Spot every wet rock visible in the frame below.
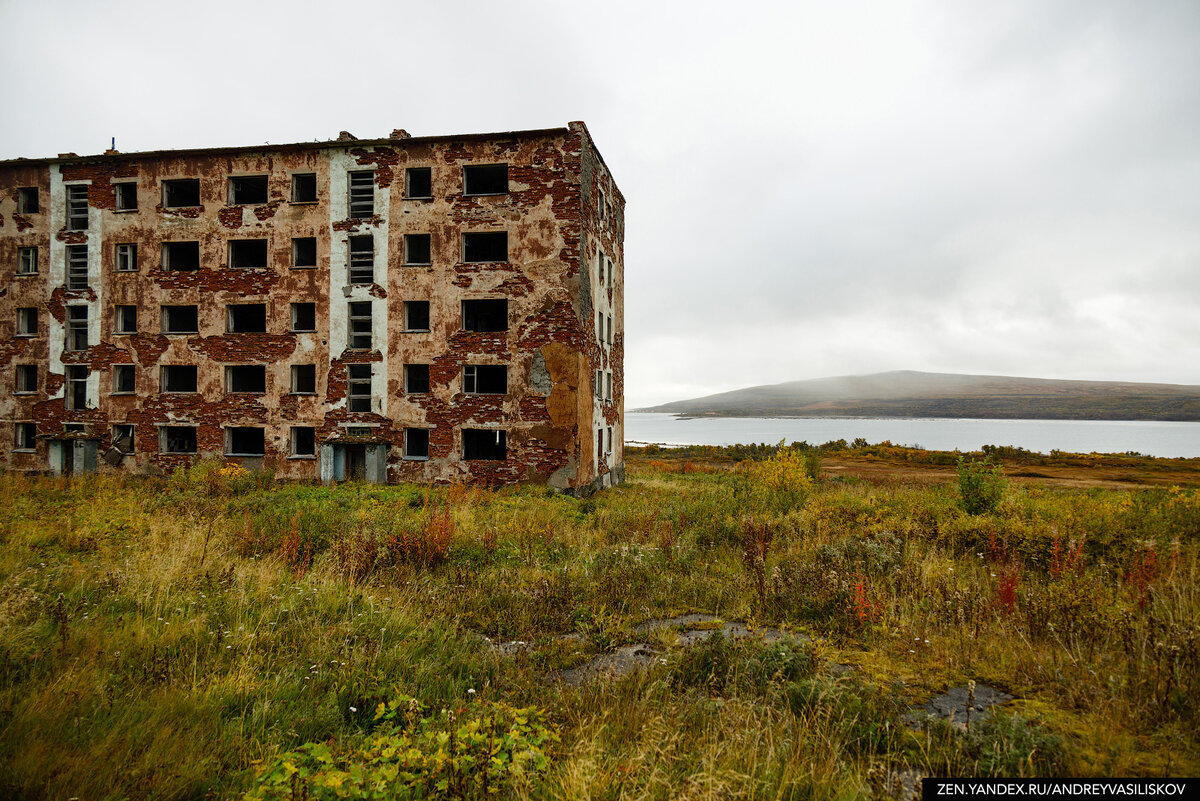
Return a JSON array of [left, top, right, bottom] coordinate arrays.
[[907, 683, 1012, 731], [550, 644, 662, 686]]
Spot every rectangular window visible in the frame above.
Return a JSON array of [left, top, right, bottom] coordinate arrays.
[[292, 237, 317, 268], [291, 426, 316, 457], [17, 187, 39, 214], [114, 182, 137, 212], [17, 247, 37, 275], [607, 314, 613, 344], [404, 233, 431, 265], [112, 424, 134, 454], [229, 175, 268, 205], [161, 305, 199, 334], [597, 312, 604, 342], [225, 365, 267, 394], [348, 235, 373, 284], [463, 429, 506, 460], [65, 365, 88, 410], [66, 185, 88, 230], [462, 299, 507, 332], [348, 301, 372, 349], [16, 308, 37, 336], [226, 427, 265, 456], [404, 428, 430, 460], [290, 302, 316, 332], [112, 364, 135, 394], [606, 371, 612, 400], [595, 369, 603, 400], [347, 364, 372, 412], [15, 365, 37, 394], [405, 167, 432, 199], [229, 239, 268, 269], [114, 305, 137, 334], [598, 188, 606, 219], [161, 365, 198, 393], [462, 231, 507, 263], [226, 303, 267, 333], [115, 243, 138, 272], [348, 170, 374, 218], [291, 173, 317, 203], [66, 244, 88, 289], [463, 164, 508, 196], [463, 364, 507, 395], [163, 179, 200, 208], [160, 426, 197, 454], [404, 364, 430, 394], [291, 364, 316, 394], [163, 241, 200, 271], [403, 301, 430, 331], [14, 422, 37, 451], [597, 428, 604, 465], [66, 306, 88, 351]]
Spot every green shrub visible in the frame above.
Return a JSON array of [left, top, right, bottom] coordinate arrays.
[[957, 457, 1007, 515]]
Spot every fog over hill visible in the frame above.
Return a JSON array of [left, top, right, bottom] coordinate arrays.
[[636, 371, 1200, 422]]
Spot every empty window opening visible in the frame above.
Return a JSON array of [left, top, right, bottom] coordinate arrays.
[[463, 364, 507, 395], [347, 364, 372, 412], [597, 428, 604, 466], [462, 231, 507, 263], [64, 423, 86, 434], [161, 426, 197, 454], [17, 247, 37, 275], [115, 243, 138, 272], [292, 237, 317, 268], [348, 235, 374, 284], [598, 188, 606, 219], [66, 244, 88, 289], [17, 187, 39, 214], [291, 426, 316, 457], [404, 428, 430, 460], [463, 164, 508, 196], [14, 423, 37, 451], [292, 173, 317, 203], [114, 182, 137, 211], [229, 175, 268, 205], [462, 299, 507, 332], [595, 369, 604, 400], [229, 239, 268, 269], [404, 364, 430, 394], [163, 179, 200, 208], [226, 304, 267, 333], [406, 167, 432, 199], [404, 234, 431, 265], [15, 365, 37, 394], [463, 429, 506, 460], [348, 170, 374, 218], [606, 372, 613, 400], [114, 305, 137, 334], [112, 424, 135, 454], [65, 365, 89, 410], [291, 364, 316, 394], [66, 306, 88, 351], [291, 302, 316, 332], [226, 365, 267, 394], [404, 301, 430, 331], [161, 305, 199, 334], [163, 241, 200, 271], [161, 365, 198, 393], [112, 364, 135, 394], [596, 312, 603, 343], [348, 302, 372, 349], [66, 185, 88, 230], [607, 315, 613, 344], [16, 308, 37, 336], [226, 427, 265, 456]]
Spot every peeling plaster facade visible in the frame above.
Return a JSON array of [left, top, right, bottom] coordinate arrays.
[[0, 123, 624, 491]]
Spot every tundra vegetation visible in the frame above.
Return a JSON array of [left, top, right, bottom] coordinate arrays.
[[0, 442, 1197, 799]]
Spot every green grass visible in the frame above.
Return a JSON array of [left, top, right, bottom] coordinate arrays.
[[0, 454, 1197, 799]]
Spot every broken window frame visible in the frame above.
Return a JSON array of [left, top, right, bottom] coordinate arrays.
[[461, 298, 508, 332], [14, 422, 37, 451], [463, 164, 508, 197], [66, 244, 88, 290], [226, 303, 267, 334], [65, 184, 89, 230], [228, 175, 269, 206], [162, 178, 201, 208], [112, 424, 135, 454], [160, 365, 198, 393], [403, 300, 430, 332], [347, 302, 372, 349], [228, 239, 269, 270], [348, 235, 374, 284], [114, 305, 137, 335], [462, 231, 508, 263], [16, 247, 37, 276], [404, 428, 430, 460], [15, 308, 37, 337], [291, 173, 317, 204], [290, 426, 316, 458], [225, 365, 267, 394], [114, 182, 138, 212], [290, 364, 316, 394], [607, 314, 613, 345], [161, 305, 199, 335], [17, 188, 39, 215], [225, 426, 266, 457], [348, 170, 375, 218], [462, 428, 506, 461], [606, 371, 613, 401], [595, 369, 604, 400], [66, 306, 88, 351], [65, 365, 89, 410], [404, 364, 430, 394], [463, 364, 507, 395], [403, 233, 431, 266], [112, 364, 136, 394], [290, 302, 316, 333], [347, 364, 372, 413], [160, 426, 198, 454], [162, 241, 201, 271], [291, 237, 317, 268], [405, 167, 432, 200], [15, 364, 37, 394], [115, 243, 138, 272]]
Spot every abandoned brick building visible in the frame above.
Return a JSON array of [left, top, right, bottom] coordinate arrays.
[[0, 122, 624, 491]]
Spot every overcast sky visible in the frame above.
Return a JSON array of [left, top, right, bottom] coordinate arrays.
[[3, 0, 1197, 407]]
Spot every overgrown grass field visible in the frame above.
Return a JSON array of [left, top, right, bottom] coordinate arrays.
[[0, 447, 1197, 799]]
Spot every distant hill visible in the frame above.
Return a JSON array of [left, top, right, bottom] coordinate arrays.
[[636, 371, 1200, 422]]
